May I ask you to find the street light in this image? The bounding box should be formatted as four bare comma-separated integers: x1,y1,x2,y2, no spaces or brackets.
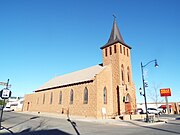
140,59,158,122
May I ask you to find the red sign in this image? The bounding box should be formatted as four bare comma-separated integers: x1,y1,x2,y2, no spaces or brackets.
160,105,172,109
160,88,171,97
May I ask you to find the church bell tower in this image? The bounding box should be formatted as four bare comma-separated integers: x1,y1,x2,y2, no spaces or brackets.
101,18,136,115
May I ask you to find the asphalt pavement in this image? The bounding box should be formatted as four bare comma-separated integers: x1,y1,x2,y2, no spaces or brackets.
0,112,179,135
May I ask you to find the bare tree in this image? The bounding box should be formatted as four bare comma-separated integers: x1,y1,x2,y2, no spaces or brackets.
148,83,164,108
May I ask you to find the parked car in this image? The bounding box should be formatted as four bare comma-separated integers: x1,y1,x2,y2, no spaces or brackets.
137,108,144,114
3,106,14,112
147,108,160,115
157,107,163,115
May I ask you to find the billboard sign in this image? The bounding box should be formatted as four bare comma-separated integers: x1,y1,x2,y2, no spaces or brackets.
160,88,171,97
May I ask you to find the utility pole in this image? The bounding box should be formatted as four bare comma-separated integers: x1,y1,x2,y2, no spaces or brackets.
0,79,11,130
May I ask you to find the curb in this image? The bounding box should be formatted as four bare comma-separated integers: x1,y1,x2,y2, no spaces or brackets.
16,112,167,127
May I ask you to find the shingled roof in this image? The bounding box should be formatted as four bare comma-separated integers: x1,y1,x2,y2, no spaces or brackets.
101,18,131,49
36,64,105,92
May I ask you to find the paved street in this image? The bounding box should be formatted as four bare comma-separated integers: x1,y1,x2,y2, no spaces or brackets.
0,112,180,135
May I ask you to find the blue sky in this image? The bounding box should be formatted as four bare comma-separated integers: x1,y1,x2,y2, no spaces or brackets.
0,0,179,103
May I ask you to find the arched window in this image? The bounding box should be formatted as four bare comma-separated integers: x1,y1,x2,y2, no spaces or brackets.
121,65,124,82
59,91,62,104
114,45,117,53
70,89,74,104
120,45,122,53
127,67,130,83
50,92,53,104
125,94,130,103
103,87,107,104
110,46,112,55
43,93,45,104
127,48,129,57
123,47,126,55
105,48,108,57
84,87,88,104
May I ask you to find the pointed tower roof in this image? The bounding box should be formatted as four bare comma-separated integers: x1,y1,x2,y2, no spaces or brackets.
101,18,131,49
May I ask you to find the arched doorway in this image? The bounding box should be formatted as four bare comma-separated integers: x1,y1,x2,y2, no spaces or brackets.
124,94,131,114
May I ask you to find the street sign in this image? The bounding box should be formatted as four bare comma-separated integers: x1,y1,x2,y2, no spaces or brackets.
160,88,171,97
0,88,11,99
0,82,7,86
0,82,11,88
144,81,148,87
160,88,171,114
0,79,11,130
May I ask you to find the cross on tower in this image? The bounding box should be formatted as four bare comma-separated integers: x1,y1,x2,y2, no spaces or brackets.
113,14,116,20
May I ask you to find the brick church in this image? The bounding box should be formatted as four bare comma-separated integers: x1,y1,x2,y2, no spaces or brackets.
23,19,137,118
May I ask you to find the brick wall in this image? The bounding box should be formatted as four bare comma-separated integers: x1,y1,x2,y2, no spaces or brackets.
102,43,136,115
23,41,136,118
23,81,98,118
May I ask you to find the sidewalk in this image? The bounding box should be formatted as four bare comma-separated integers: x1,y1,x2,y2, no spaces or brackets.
18,111,166,127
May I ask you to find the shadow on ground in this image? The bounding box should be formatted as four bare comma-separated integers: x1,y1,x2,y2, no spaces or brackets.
1,129,71,135
1,115,80,135
125,120,180,134
6,116,40,130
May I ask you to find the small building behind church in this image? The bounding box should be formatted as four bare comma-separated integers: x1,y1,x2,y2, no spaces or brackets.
23,19,137,118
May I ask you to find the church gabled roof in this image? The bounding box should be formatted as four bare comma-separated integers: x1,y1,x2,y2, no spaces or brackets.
101,18,131,49
35,64,105,92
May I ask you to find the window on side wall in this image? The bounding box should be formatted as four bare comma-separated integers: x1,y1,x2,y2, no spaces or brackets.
50,92,53,104
84,87,88,104
121,65,124,83
103,87,107,104
70,89,74,104
59,91,62,104
43,93,45,104
127,67,130,83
